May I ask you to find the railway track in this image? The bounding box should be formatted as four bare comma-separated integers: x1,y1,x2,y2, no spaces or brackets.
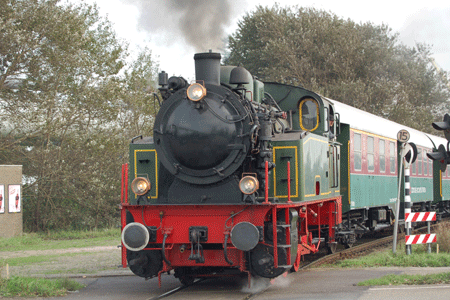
302,234,398,269
146,278,207,300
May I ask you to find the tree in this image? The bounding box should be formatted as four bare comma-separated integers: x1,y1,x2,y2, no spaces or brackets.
0,0,158,230
226,5,450,132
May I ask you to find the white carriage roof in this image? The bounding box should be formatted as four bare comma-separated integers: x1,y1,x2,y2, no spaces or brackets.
328,98,447,149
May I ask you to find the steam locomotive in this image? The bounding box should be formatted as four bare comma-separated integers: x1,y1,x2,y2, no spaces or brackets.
119,51,450,285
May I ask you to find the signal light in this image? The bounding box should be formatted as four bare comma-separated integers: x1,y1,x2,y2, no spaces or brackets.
427,144,450,172
427,114,450,172
432,113,450,141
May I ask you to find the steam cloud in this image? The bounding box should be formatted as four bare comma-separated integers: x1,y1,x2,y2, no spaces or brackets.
240,272,292,294
123,0,241,52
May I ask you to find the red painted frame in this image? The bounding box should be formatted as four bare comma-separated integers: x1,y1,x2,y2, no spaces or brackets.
120,164,342,285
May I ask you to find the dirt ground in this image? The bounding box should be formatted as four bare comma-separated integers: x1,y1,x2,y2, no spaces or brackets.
0,245,133,279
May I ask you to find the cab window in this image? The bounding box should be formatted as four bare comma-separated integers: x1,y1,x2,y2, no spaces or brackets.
299,98,319,131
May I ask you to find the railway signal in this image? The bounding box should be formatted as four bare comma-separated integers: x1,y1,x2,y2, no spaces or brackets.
393,130,418,254
432,113,450,141
427,114,450,172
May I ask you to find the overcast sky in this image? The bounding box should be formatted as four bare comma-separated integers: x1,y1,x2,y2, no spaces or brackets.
79,0,450,81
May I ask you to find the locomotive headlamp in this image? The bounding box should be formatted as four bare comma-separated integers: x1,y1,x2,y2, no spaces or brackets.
239,176,259,195
187,83,206,101
131,177,151,195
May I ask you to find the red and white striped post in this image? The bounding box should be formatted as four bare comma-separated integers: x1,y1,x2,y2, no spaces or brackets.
405,211,437,254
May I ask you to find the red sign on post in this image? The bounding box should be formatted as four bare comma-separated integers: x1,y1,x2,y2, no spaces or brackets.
405,212,437,246
406,234,437,245
405,212,436,222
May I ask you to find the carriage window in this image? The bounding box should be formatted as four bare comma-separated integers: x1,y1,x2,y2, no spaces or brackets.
428,151,433,176
379,140,385,173
368,136,374,172
354,133,362,171
423,151,428,176
299,98,319,131
390,142,395,174
417,148,422,175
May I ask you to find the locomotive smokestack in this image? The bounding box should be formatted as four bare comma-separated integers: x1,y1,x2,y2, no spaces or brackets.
194,51,221,86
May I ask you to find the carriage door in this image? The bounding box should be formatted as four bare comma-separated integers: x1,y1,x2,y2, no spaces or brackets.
329,145,339,188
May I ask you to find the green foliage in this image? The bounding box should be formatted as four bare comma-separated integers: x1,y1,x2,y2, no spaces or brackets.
357,272,450,286
0,0,158,231
226,5,450,132
0,276,83,297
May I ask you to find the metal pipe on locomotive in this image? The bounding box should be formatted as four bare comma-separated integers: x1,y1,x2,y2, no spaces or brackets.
120,51,343,285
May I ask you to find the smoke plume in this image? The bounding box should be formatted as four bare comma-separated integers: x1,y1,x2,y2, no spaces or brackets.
123,0,241,52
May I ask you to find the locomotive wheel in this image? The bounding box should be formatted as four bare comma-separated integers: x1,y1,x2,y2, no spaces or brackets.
126,250,162,278
179,276,195,286
327,243,338,254
174,267,196,286
344,243,353,249
250,244,287,278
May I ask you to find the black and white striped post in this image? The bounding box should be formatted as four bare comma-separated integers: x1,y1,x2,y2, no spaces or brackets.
393,129,416,255
404,166,412,255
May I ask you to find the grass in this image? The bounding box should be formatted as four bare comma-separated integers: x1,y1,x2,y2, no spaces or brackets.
0,228,119,296
0,227,121,252
0,276,84,297
327,247,450,286
327,223,450,286
43,268,98,275
332,248,450,268
2,251,97,267
357,273,450,286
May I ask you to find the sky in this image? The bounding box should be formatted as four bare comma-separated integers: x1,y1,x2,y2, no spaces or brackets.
79,0,450,81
